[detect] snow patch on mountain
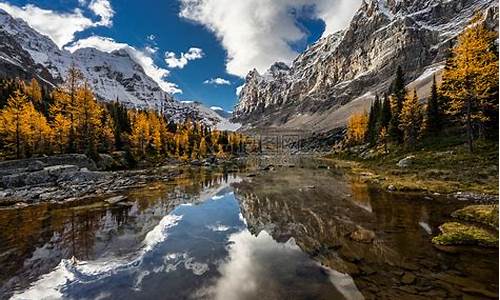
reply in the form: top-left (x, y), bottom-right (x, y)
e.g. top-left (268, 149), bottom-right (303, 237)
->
top-left (233, 0), bottom-right (498, 132)
top-left (0, 8), bottom-right (240, 130)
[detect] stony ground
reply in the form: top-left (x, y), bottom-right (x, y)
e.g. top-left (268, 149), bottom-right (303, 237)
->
top-left (0, 154), bottom-right (180, 206)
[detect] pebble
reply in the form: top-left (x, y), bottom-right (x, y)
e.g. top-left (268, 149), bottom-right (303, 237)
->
top-left (401, 272), bottom-right (416, 284)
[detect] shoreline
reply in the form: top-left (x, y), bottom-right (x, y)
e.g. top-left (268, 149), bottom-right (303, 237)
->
top-left (322, 157), bottom-right (498, 202)
top-left (1, 153), bottom-right (497, 209)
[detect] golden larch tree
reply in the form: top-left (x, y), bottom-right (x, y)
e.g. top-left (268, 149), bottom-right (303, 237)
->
top-left (0, 91), bottom-right (30, 158)
top-left (52, 113), bottom-right (72, 153)
top-left (441, 16), bottom-right (498, 151)
top-left (130, 112), bottom-right (150, 157)
top-left (347, 112), bottom-right (369, 145)
top-left (399, 90), bottom-right (423, 149)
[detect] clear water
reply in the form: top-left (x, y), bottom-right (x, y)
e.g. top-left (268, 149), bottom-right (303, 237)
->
top-left (0, 163), bottom-right (497, 300)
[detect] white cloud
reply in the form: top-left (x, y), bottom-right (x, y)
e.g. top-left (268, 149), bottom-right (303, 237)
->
top-left (145, 46), bottom-right (158, 54)
top-left (210, 106), bottom-right (224, 111)
top-left (165, 47), bottom-right (204, 69)
top-left (66, 36), bottom-right (182, 94)
top-left (0, 1), bottom-right (115, 48)
top-left (89, 0), bottom-right (114, 27)
top-left (236, 85), bottom-right (244, 96)
top-left (147, 34), bottom-right (156, 41)
top-left (0, 3), bottom-right (94, 48)
top-left (179, 0), bottom-right (360, 77)
top-left (204, 77), bottom-right (231, 85)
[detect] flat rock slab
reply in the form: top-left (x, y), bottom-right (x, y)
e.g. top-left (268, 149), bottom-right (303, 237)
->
top-left (104, 195), bottom-right (128, 204)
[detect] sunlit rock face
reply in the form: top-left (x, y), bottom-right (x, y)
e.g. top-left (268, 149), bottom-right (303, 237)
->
top-left (233, 0), bottom-right (498, 132)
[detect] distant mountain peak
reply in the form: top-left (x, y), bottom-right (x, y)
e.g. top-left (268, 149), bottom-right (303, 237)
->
top-left (0, 8), bottom-right (241, 130)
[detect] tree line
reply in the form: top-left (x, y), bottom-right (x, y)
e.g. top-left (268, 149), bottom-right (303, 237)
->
top-left (0, 67), bottom-right (247, 163)
top-left (347, 16), bottom-right (498, 152)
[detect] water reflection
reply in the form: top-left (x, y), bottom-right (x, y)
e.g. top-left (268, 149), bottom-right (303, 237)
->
top-left (233, 166), bottom-right (499, 299)
top-left (1, 170), bottom-right (360, 300)
top-left (0, 164), bottom-right (498, 300)
top-left (0, 171), bottom-right (240, 298)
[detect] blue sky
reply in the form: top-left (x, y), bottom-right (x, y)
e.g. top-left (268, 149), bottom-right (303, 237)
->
top-left (0, 0), bottom-right (359, 111)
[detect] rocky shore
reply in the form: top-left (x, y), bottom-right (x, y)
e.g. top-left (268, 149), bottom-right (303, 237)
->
top-left (0, 154), bottom-right (181, 207)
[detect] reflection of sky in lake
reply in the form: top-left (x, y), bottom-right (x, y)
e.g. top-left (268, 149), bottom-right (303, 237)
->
top-left (11, 184), bottom-right (360, 300)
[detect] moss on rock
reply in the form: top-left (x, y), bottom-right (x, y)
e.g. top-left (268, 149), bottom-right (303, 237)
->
top-left (451, 204), bottom-right (498, 229)
top-left (432, 222), bottom-right (498, 248)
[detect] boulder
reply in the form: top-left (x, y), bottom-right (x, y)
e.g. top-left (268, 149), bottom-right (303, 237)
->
top-left (24, 169), bottom-right (51, 185)
top-left (26, 160), bottom-right (46, 172)
top-left (96, 154), bottom-right (118, 170)
top-left (349, 226), bottom-right (376, 243)
top-left (397, 155), bottom-right (416, 168)
top-left (2, 173), bottom-right (27, 188)
top-left (44, 165), bottom-right (79, 177)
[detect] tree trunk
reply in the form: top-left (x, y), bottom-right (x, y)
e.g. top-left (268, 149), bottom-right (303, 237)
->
top-left (16, 118), bottom-right (20, 159)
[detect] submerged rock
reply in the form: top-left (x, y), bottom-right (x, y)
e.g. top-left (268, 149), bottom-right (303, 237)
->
top-left (349, 226), bottom-right (376, 243)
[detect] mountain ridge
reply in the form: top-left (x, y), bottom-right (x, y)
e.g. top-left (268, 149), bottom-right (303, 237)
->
top-left (0, 9), bottom-right (238, 130)
top-left (233, 0), bottom-right (498, 133)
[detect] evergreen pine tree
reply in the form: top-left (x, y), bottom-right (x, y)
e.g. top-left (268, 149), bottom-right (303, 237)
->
top-left (424, 75), bottom-right (442, 136)
top-left (388, 66), bottom-right (406, 143)
top-left (366, 95), bottom-right (381, 146)
top-left (380, 93), bottom-right (392, 129)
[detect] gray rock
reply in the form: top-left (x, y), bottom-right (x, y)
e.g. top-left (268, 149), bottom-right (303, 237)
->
top-left (26, 160), bottom-right (46, 172)
top-left (104, 195), bottom-right (128, 204)
top-left (24, 169), bottom-right (51, 185)
top-left (96, 154), bottom-right (117, 170)
top-left (349, 226), bottom-right (375, 243)
top-left (44, 165), bottom-right (79, 176)
top-left (2, 173), bottom-right (27, 187)
top-left (397, 156), bottom-right (416, 168)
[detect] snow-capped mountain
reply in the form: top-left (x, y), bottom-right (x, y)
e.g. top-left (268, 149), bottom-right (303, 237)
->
top-left (179, 101), bottom-right (240, 131)
top-left (233, 0), bottom-right (498, 132)
top-left (0, 8), bottom-right (174, 109)
top-left (0, 8), bottom-right (239, 130)
top-left (210, 106), bottom-right (233, 119)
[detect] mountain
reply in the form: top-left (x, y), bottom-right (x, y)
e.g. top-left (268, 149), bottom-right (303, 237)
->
top-left (179, 101), bottom-right (241, 131)
top-left (0, 9), bottom-right (174, 109)
top-left (0, 9), bottom-right (239, 131)
top-left (210, 106), bottom-right (233, 119)
top-left (233, 0), bottom-right (499, 133)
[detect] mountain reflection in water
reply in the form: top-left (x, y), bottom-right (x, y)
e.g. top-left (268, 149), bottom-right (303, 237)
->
top-left (0, 164), bottom-right (497, 300)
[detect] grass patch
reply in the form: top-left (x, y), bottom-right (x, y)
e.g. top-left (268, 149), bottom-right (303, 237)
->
top-left (432, 222), bottom-right (498, 247)
top-left (452, 205), bottom-right (499, 229)
top-left (326, 136), bottom-right (498, 194)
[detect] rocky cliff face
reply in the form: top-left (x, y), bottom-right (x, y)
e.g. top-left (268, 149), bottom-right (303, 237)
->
top-left (233, 0), bottom-right (498, 132)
